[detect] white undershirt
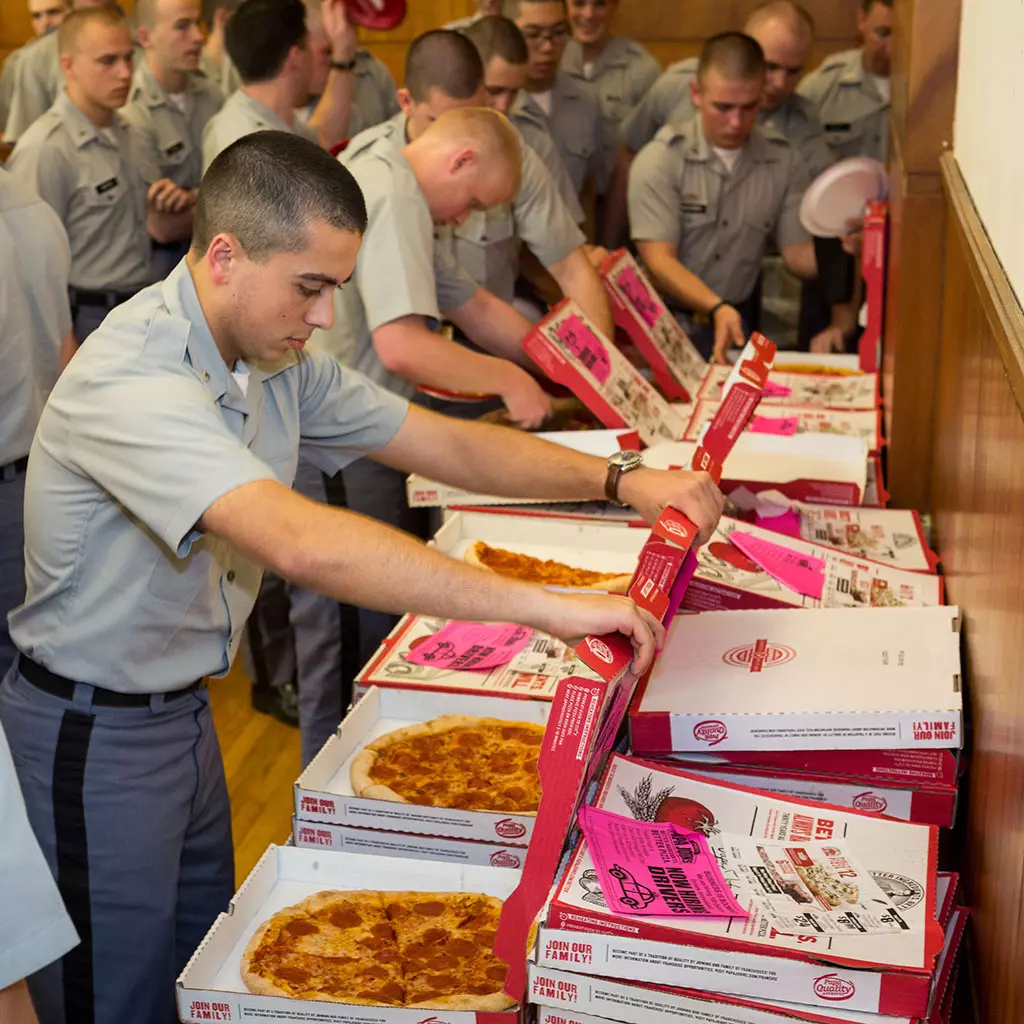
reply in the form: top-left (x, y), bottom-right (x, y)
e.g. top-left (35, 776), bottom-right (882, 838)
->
top-left (712, 146), bottom-right (742, 173)
top-left (166, 91), bottom-right (188, 113)
top-left (99, 127), bottom-right (118, 146)
top-left (582, 61), bottom-right (595, 80)
top-left (532, 90), bottom-right (553, 116)
top-left (867, 72), bottom-right (891, 103)
top-left (231, 361), bottom-right (250, 396)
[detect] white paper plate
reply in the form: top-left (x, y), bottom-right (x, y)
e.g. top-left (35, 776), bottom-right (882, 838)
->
top-left (800, 157), bottom-right (888, 237)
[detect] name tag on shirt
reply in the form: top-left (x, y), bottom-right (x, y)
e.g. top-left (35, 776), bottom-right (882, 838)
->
top-left (824, 122), bottom-right (852, 133)
top-left (164, 141), bottom-right (185, 156)
top-left (95, 177), bottom-right (119, 194)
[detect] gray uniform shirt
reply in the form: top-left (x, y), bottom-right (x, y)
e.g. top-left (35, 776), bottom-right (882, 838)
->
top-left (6, 91), bottom-right (157, 293)
top-left (621, 56), bottom-right (697, 154)
top-left (561, 36), bottom-right (660, 184)
top-left (628, 116), bottom-right (809, 307)
top-left (0, 44), bottom-right (24, 131)
top-left (324, 127), bottom-right (478, 396)
top-left (798, 48), bottom-right (889, 163)
top-left (201, 88), bottom-right (318, 172)
top-left (3, 29), bottom-right (60, 142)
top-left (514, 116), bottom-right (583, 222)
top-left (9, 259), bottom-right (408, 691)
top-left (0, 166), bottom-right (72, 467)
top-left (121, 60), bottom-right (224, 188)
top-left (512, 72), bottom-right (606, 195)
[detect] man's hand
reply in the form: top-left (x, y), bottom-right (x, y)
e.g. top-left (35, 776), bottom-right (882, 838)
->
top-left (540, 592), bottom-right (666, 675)
top-left (147, 179), bottom-right (193, 214)
top-left (0, 980), bottom-right (39, 1024)
top-left (323, 0), bottom-right (357, 63)
top-left (711, 303), bottom-right (745, 364)
top-left (501, 368), bottom-right (552, 429)
top-left (619, 468), bottom-right (724, 544)
top-left (583, 244), bottom-right (609, 269)
top-left (809, 324), bottom-right (847, 354)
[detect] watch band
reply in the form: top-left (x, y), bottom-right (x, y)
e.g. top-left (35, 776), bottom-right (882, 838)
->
top-left (331, 57), bottom-right (358, 71)
top-left (605, 462), bottom-right (624, 505)
top-left (707, 300), bottom-right (728, 320)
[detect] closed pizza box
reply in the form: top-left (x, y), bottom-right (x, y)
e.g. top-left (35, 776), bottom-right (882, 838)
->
top-left (630, 606), bottom-right (962, 753)
top-left (353, 614), bottom-right (599, 703)
top-left (598, 248), bottom-right (709, 403)
top-left (407, 429), bottom-right (640, 509)
top-left (294, 687), bottom-right (551, 844)
top-left (530, 908), bottom-right (967, 1024)
top-left (658, 748), bottom-right (961, 789)
top-left (864, 455), bottom-right (889, 508)
top-left (177, 844), bottom-right (525, 1024)
top-left (859, 201), bottom-right (888, 374)
top-left (644, 433), bottom-right (869, 508)
top-left (683, 516), bottom-right (944, 613)
top-left (935, 872), bottom-right (960, 930)
top-left (696, 366), bottom-right (879, 410)
top-left (684, 399), bottom-right (883, 453)
top-left (521, 298), bottom-right (690, 446)
top-left (541, 754), bottom-right (944, 1017)
top-left (292, 819), bottom-right (528, 869)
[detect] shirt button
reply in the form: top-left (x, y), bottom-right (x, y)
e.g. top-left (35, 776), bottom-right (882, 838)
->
top-left (722, 220), bottom-right (729, 227)
top-left (227, 570), bottom-right (236, 583)
top-left (714, 254), bottom-right (721, 261)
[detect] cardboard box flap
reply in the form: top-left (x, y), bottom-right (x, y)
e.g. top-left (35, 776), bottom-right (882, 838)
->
top-left (697, 366), bottom-right (879, 410)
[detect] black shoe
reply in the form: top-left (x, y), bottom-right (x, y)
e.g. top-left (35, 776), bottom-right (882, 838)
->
top-left (252, 681), bottom-right (300, 728)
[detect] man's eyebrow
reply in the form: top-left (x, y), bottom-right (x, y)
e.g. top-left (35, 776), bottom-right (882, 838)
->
top-left (297, 272), bottom-right (343, 286)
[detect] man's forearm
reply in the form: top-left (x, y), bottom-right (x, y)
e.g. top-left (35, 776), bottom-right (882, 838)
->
top-left (781, 240), bottom-right (818, 280)
top-left (548, 247), bottom-right (614, 339)
top-left (444, 289), bottom-right (534, 366)
top-left (637, 241), bottom-right (720, 313)
top-left (148, 208), bottom-right (194, 244)
top-left (309, 67), bottom-right (356, 150)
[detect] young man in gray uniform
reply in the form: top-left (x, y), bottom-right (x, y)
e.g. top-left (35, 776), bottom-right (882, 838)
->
top-left (0, 0), bottom-right (67, 131)
top-left (1, 130), bottom-right (722, 1024)
top-left (629, 32), bottom-right (817, 362)
top-left (6, 8), bottom-right (194, 342)
top-left (121, 0), bottom-right (225, 278)
top-left (798, 0), bottom-right (892, 163)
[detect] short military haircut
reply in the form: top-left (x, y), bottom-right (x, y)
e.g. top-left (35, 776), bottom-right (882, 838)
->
top-left (500, 0), bottom-right (567, 20)
top-left (226, 0), bottom-right (306, 84)
top-left (745, 1), bottom-right (815, 39)
top-left (697, 32), bottom-right (766, 83)
top-left (193, 132), bottom-right (367, 261)
top-left (404, 30), bottom-right (484, 102)
top-left (465, 15), bottom-right (528, 66)
top-left (863, 0), bottom-right (892, 10)
top-left (58, 5), bottom-right (127, 52)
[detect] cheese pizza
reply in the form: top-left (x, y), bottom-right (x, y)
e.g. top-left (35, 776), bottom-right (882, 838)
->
top-left (241, 888), bottom-right (515, 1009)
top-left (465, 541), bottom-right (633, 593)
top-left (351, 715), bottom-right (544, 814)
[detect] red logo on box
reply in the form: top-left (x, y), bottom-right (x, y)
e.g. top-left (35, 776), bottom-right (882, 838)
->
top-left (418, 1016), bottom-right (453, 1024)
top-left (495, 818), bottom-right (527, 839)
top-left (490, 850), bottom-right (523, 868)
top-left (852, 792), bottom-right (889, 813)
top-left (585, 637), bottom-right (614, 664)
top-left (189, 1001), bottom-right (232, 1020)
top-left (693, 720), bottom-right (728, 746)
top-left (813, 974), bottom-right (856, 1001)
top-left (722, 639), bottom-right (796, 672)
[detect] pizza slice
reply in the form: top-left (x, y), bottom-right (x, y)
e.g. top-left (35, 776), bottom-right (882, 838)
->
top-left (465, 541), bottom-right (633, 593)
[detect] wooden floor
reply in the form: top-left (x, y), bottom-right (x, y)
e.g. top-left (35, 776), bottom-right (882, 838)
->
top-left (210, 660), bottom-right (302, 883)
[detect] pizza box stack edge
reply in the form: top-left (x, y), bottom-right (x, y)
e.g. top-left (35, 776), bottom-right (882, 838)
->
top-left (535, 754), bottom-right (950, 1019)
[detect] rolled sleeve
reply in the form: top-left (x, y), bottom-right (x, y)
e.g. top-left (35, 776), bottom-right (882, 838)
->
top-left (515, 144), bottom-right (585, 268)
top-left (775, 153), bottom-right (811, 249)
top-left (628, 140), bottom-right (682, 246)
top-left (0, 725), bottom-right (79, 990)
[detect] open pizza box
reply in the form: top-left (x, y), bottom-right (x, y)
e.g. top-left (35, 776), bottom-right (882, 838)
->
top-left (176, 845), bottom-right (526, 1024)
top-left (629, 606), bottom-right (962, 754)
top-left (352, 614), bottom-right (601, 703)
top-left (696, 365), bottom-right (879, 411)
top-left (292, 819), bottom-right (529, 870)
top-left (407, 429), bottom-right (640, 509)
top-left (529, 906), bottom-right (966, 1024)
top-left (538, 754), bottom-right (946, 1018)
top-left (644, 433), bottom-right (870, 508)
top-left (657, 748), bottom-right (961, 790)
top-left (444, 502), bottom-right (647, 529)
top-left (772, 352), bottom-right (865, 374)
top-left (863, 456), bottom-right (889, 509)
top-left (681, 515), bottom-right (944, 613)
top-left (683, 400), bottom-right (884, 453)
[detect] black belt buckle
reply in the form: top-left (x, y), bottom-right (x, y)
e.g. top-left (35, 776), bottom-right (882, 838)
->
top-left (0, 455), bottom-right (28, 482)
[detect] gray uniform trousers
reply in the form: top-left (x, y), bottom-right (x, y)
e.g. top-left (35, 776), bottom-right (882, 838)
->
top-left (0, 467), bottom-right (26, 676)
top-left (0, 661), bottom-right (233, 1024)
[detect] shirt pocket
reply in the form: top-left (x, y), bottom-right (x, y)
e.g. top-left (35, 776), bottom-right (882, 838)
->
top-left (453, 211), bottom-right (518, 291)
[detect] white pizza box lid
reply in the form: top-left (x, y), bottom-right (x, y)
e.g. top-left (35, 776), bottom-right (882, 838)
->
top-left (407, 429), bottom-right (639, 508)
top-left (644, 433), bottom-right (869, 508)
top-left (799, 157), bottom-right (889, 238)
top-left (697, 366), bottom-right (879, 410)
top-left (177, 844), bottom-right (524, 1023)
top-left (294, 687), bottom-right (550, 844)
top-left (443, 502), bottom-right (647, 528)
top-left (772, 351), bottom-right (863, 372)
top-left (543, 754), bottom-right (945, 1016)
top-left (353, 614), bottom-right (600, 702)
top-left (631, 606), bottom-right (962, 753)
top-left (683, 515), bottom-right (944, 613)
top-left (292, 818), bottom-right (529, 870)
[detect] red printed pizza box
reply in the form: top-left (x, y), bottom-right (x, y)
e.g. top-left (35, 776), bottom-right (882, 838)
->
top-left (353, 614), bottom-right (601, 703)
top-left (294, 687), bottom-right (551, 843)
top-left (670, 764), bottom-right (958, 828)
top-left (772, 352), bottom-right (866, 374)
top-left (860, 201), bottom-right (888, 374)
top-left (407, 429), bottom-right (641, 509)
top-left (684, 399), bottom-right (884, 453)
top-left (521, 299), bottom-right (690, 446)
top-left (598, 248), bottom-right (709, 402)
top-left (629, 606), bottom-right (962, 754)
top-left (177, 844), bottom-right (525, 1023)
top-left (541, 755), bottom-right (944, 1017)
top-left (935, 872), bottom-right (960, 930)
top-left (744, 500), bottom-right (938, 574)
top-left (682, 515), bottom-right (944, 612)
top-left (864, 455), bottom-right (889, 508)
top-left (697, 365), bottom-right (880, 410)
top-left (656, 748), bottom-right (961, 789)
top-left (530, 906), bottom-right (966, 1024)
top-left (645, 433), bottom-right (870, 508)
top-left (292, 818), bottom-right (528, 870)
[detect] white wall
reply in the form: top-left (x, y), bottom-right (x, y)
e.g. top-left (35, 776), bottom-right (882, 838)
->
top-left (954, 0), bottom-right (1024, 304)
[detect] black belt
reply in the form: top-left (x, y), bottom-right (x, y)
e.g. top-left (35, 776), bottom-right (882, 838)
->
top-left (68, 286), bottom-right (137, 311)
top-left (0, 455), bottom-right (28, 482)
top-left (151, 238), bottom-right (188, 252)
top-left (18, 654), bottom-right (204, 708)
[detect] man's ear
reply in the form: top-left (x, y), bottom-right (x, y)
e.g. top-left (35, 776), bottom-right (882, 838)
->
top-left (206, 233), bottom-right (244, 285)
top-left (689, 75), bottom-right (702, 110)
top-left (396, 87), bottom-right (414, 116)
top-left (59, 51), bottom-right (74, 77)
top-left (450, 147), bottom-right (478, 173)
top-left (136, 24), bottom-right (152, 49)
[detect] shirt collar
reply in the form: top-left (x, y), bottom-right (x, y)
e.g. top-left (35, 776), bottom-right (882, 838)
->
top-left (129, 58), bottom-right (198, 109)
top-left (679, 116), bottom-right (777, 170)
top-left (54, 90), bottom-right (123, 151)
top-left (235, 89), bottom-right (294, 132)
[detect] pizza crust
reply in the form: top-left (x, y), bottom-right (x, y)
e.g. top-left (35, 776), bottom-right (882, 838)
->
top-left (465, 540), bottom-right (633, 593)
top-left (408, 991), bottom-right (518, 1011)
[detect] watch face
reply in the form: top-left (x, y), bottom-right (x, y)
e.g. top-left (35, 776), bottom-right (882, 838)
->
top-left (614, 450), bottom-right (644, 471)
